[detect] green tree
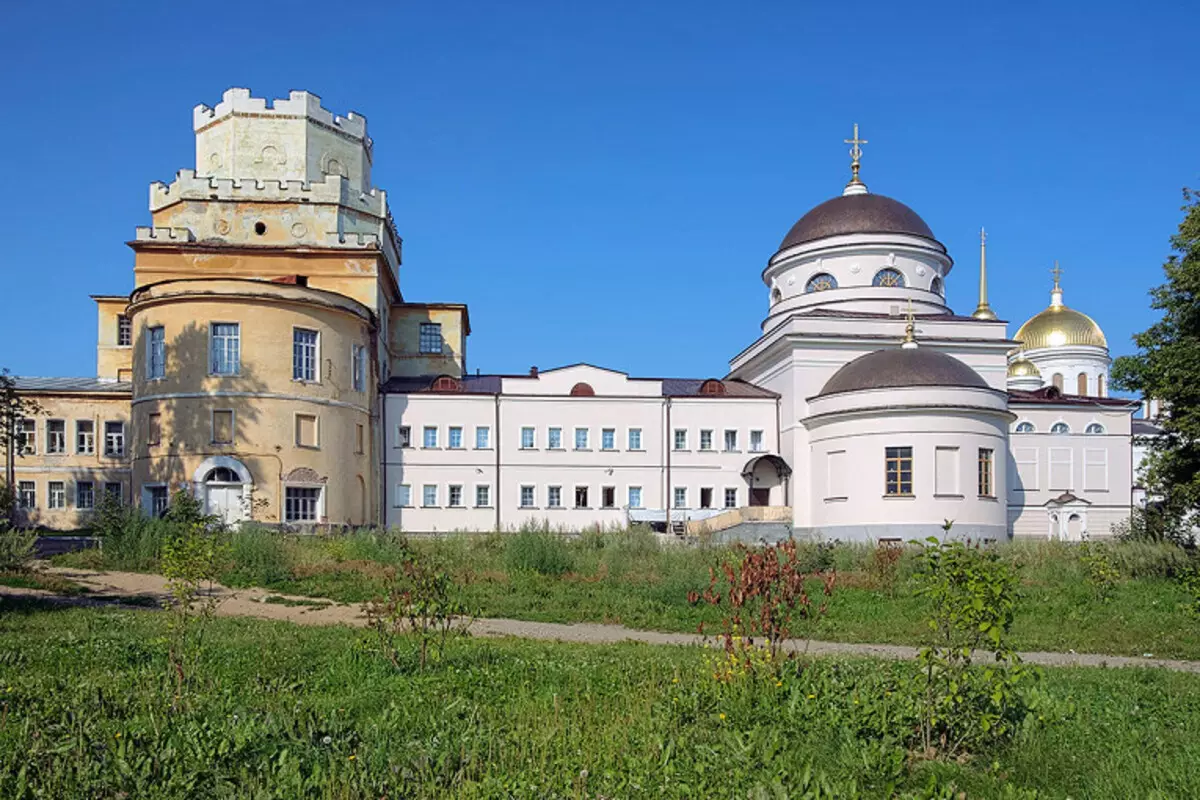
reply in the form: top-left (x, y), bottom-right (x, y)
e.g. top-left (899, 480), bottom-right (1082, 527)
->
top-left (1112, 189), bottom-right (1200, 532)
top-left (0, 368), bottom-right (40, 526)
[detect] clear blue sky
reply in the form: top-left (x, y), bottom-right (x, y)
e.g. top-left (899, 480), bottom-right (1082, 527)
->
top-left (1, 1), bottom-right (1195, 381)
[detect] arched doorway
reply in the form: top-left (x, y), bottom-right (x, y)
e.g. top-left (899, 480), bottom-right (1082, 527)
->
top-left (192, 456), bottom-right (253, 525)
top-left (741, 454), bottom-right (792, 507)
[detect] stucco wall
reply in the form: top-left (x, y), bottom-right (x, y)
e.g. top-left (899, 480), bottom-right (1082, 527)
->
top-left (388, 305), bottom-right (467, 378)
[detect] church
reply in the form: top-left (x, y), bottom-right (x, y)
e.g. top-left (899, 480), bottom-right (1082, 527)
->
top-left (7, 89), bottom-right (1143, 541)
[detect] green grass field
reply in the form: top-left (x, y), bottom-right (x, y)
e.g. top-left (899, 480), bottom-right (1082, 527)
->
top-left (1, 599), bottom-right (1199, 798)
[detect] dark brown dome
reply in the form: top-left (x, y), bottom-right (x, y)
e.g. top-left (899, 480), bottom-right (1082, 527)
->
top-left (818, 347), bottom-right (988, 397)
top-left (779, 193), bottom-right (939, 251)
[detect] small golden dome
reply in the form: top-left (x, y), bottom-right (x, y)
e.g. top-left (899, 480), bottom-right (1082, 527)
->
top-left (1014, 275), bottom-right (1107, 350)
top-left (1007, 356), bottom-right (1041, 378)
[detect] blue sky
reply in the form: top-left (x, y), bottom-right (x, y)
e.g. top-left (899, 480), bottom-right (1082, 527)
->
top-left (0, 1), bottom-right (1195, 381)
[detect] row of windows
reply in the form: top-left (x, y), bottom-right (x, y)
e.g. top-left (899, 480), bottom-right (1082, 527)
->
top-left (16, 420), bottom-right (125, 457)
top-left (1014, 421), bottom-right (1105, 435)
top-left (15, 479), bottom-right (122, 511)
top-left (881, 446), bottom-right (995, 498)
top-left (143, 323), bottom-right (369, 392)
top-left (1047, 372), bottom-right (1107, 397)
top-left (395, 483), bottom-right (743, 510)
top-left (137, 484), bottom-right (321, 523)
top-left (396, 425), bottom-right (765, 453)
top-left (775, 269), bottom-right (945, 299)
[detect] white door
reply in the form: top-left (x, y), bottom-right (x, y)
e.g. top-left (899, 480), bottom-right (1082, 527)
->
top-left (205, 484), bottom-right (244, 525)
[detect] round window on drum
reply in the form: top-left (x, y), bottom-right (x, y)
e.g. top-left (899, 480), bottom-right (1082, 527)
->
top-left (872, 268), bottom-right (906, 288)
top-left (805, 273), bottom-right (838, 293)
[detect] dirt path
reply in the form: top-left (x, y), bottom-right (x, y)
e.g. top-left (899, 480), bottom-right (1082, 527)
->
top-left (5, 566), bottom-right (1200, 674)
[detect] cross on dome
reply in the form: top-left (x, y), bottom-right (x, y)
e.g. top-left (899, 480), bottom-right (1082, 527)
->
top-left (843, 123), bottom-right (869, 196)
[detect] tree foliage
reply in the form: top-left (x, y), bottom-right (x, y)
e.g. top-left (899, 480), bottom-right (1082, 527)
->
top-left (0, 367), bottom-right (40, 526)
top-left (1112, 189), bottom-right (1200, 527)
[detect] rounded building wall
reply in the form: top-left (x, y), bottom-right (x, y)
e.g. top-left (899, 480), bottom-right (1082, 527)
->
top-left (127, 279), bottom-right (376, 525)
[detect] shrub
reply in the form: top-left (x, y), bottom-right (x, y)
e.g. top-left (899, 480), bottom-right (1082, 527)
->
top-left (504, 528), bottom-right (574, 576)
top-left (161, 521), bottom-right (230, 696)
top-left (0, 527), bottom-right (37, 572)
top-left (364, 553), bottom-right (473, 670)
top-left (866, 541), bottom-right (904, 596)
top-left (222, 525), bottom-right (292, 587)
top-left (1078, 542), bottom-right (1121, 601)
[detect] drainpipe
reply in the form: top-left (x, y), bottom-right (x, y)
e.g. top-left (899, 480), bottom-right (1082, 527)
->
top-left (494, 392), bottom-right (501, 531)
top-left (775, 395), bottom-right (787, 506)
top-left (664, 397), bottom-right (671, 532)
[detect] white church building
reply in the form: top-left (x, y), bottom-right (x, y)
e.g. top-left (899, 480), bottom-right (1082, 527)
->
top-left (385, 133), bottom-right (1139, 541)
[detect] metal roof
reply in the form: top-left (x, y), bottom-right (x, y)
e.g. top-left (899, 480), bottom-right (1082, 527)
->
top-left (13, 377), bottom-right (132, 394)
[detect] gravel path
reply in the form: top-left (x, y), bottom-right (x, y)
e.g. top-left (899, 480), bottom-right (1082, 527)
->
top-left (4, 566), bottom-right (1199, 674)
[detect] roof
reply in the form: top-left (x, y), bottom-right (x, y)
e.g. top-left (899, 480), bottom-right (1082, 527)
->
top-left (1132, 419), bottom-right (1165, 435)
top-left (798, 308), bottom-right (1004, 323)
top-left (817, 347), bottom-right (989, 397)
top-left (778, 193), bottom-right (942, 251)
top-left (1007, 387), bottom-right (1138, 408)
top-left (13, 377), bottom-right (132, 395)
top-left (381, 374), bottom-right (777, 398)
top-left (1014, 303), bottom-right (1107, 350)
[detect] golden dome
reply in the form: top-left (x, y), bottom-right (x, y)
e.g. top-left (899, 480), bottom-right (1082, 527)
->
top-left (1014, 276), bottom-right (1107, 350)
top-left (1007, 356), bottom-right (1041, 378)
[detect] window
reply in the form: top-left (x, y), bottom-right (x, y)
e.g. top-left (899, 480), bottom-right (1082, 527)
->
top-left (700, 487), bottom-right (713, 509)
top-left (352, 344), bottom-right (367, 392)
top-left (448, 426), bottom-right (463, 449)
top-left (210, 323), bottom-right (240, 375)
top-left (570, 382), bottom-right (595, 396)
top-left (1077, 372), bottom-right (1088, 396)
top-left (147, 413), bottom-right (162, 446)
top-left (48, 481), bottom-right (65, 510)
top-left (521, 427), bottom-right (536, 449)
top-left (1084, 449), bottom-right (1108, 491)
top-left (723, 429), bottom-right (738, 452)
top-left (76, 481), bottom-right (95, 511)
top-left (628, 486), bottom-right (643, 508)
top-left (285, 487), bottom-right (321, 522)
top-left (17, 419), bottom-right (35, 454)
top-left (872, 268), bottom-right (906, 287)
top-left (885, 446), bottom-right (913, 496)
top-left (826, 450), bottom-right (847, 500)
top-left (295, 414), bottom-right (318, 448)
top-left (520, 485), bottom-right (535, 508)
top-left (547, 486), bottom-right (562, 508)
top-left (104, 483), bottom-right (122, 503)
top-left (448, 485), bottom-right (463, 507)
top-left (475, 426), bottom-right (491, 449)
top-left (17, 482), bottom-right (35, 509)
top-left (1098, 374), bottom-right (1106, 397)
top-left (396, 425), bottom-right (412, 448)
top-left (674, 429), bottom-right (687, 451)
top-left (673, 487), bottom-right (687, 508)
top-left (394, 484), bottom-right (412, 507)
top-left (935, 447), bottom-right (959, 496)
top-left (601, 486), bottom-right (616, 508)
top-left (574, 428), bottom-right (589, 450)
top-left (147, 326), bottom-right (165, 379)
top-left (212, 410), bottom-right (233, 444)
top-left (1050, 422), bottom-right (1070, 435)
top-left (548, 427), bottom-right (562, 449)
top-left (117, 314), bottom-right (132, 347)
top-left (355, 423), bottom-right (364, 454)
top-left (475, 485), bottom-right (491, 507)
top-left (805, 273), bottom-right (838, 292)
top-left (148, 486), bottom-right (169, 518)
top-left (423, 426), bottom-right (438, 448)
top-left (1014, 421), bottom-right (1035, 434)
top-left (931, 276), bottom-right (944, 296)
top-left (749, 430), bottom-right (764, 453)
top-left (575, 486), bottom-right (589, 508)
top-left (104, 422), bottom-right (125, 457)
top-left (700, 429), bottom-right (713, 451)
top-left (601, 428), bottom-right (615, 450)
top-left (724, 488), bottom-right (738, 509)
top-left (628, 428), bottom-right (643, 450)
top-left (1085, 423), bottom-right (1105, 435)
top-left (422, 484), bottom-right (438, 507)
top-left (1052, 373), bottom-right (1064, 391)
top-left (771, 287), bottom-right (783, 304)
top-left (46, 420), bottom-right (65, 454)
top-left (978, 448), bottom-right (994, 497)
top-left (76, 420), bottom-right (95, 454)
top-left (419, 323), bottom-right (443, 354)
top-left (292, 328), bottom-right (319, 382)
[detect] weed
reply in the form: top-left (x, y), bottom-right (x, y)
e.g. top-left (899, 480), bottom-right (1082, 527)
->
top-left (504, 528), bottom-right (574, 576)
top-left (364, 554), bottom-right (473, 670)
top-left (0, 527), bottom-right (36, 572)
top-left (1078, 542), bottom-right (1121, 601)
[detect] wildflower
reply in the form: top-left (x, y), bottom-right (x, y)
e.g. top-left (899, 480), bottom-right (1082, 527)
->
top-left (719, 713), bottom-right (726, 721)
top-left (807, 694), bottom-right (815, 699)
top-left (349, 754), bottom-right (357, 761)
top-left (775, 680), bottom-right (782, 687)
top-left (672, 677), bottom-right (679, 684)
top-left (322, 735), bottom-right (332, 746)
top-left (115, 733), bottom-right (122, 739)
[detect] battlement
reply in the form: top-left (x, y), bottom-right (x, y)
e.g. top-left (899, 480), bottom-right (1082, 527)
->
top-left (149, 169), bottom-right (386, 215)
top-left (134, 226), bottom-right (195, 242)
top-left (194, 88), bottom-right (371, 147)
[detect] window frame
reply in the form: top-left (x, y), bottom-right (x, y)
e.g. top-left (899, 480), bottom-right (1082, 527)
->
top-left (601, 428), bottom-right (615, 451)
top-left (884, 446), bottom-right (914, 497)
top-left (117, 314), bottom-right (132, 347)
top-left (17, 481), bottom-right (35, 510)
top-left (574, 427), bottom-right (589, 451)
top-left (17, 418), bottom-right (36, 455)
top-left (394, 483), bottom-right (412, 508)
top-left (351, 343), bottom-right (367, 392)
top-left (292, 327), bottom-right (320, 383)
top-left (48, 481), bottom-right (66, 510)
top-left (76, 420), bottom-right (95, 454)
top-left (146, 325), bottom-right (166, 380)
top-left (627, 486), bottom-right (643, 509)
top-left (422, 426), bottom-right (439, 449)
top-left (978, 448), bottom-right (995, 498)
top-left (547, 485), bottom-right (563, 508)
top-left (76, 480), bottom-right (95, 511)
top-left (418, 323), bottom-right (444, 355)
top-left (1050, 421), bottom-right (1071, 435)
top-left (521, 427), bottom-right (536, 450)
top-left (208, 321), bottom-right (241, 376)
top-left (628, 427), bottom-right (643, 451)
top-left (547, 426), bottom-right (562, 450)
top-left (284, 485), bottom-right (323, 523)
top-left (103, 421), bottom-right (126, 458)
top-left (673, 428), bottom-right (687, 451)
top-left (673, 486), bottom-right (687, 509)
top-left (475, 426), bottom-right (491, 449)
top-left (601, 486), bottom-right (616, 509)
top-left (448, 484), bottom-right (464, 508)
top-left (1014, 420), bottom-right (1035, 434)
top-left (723, 429), bottom-right (739, 453)
top-left (422, 484), bottom-right (438, 508)
top-left (294, 413), bottom-right (319, 449)
top-left (448, 426), bottom-right (464, 450)
top-left (699, 429), bottom-right (713, 451)
top-left (45, 419), bottom-right (66, 455)
top-left (724, 487), bottom-right (738, 509)
top-left (211, 408), bottom-right (235, 445)
top-left (574, 485), bottom-right (589, 509)
top-left (519, 485), bottom-right (535, 508)
top-left (395, 425), bottom-right (412, 449)
top-left (749, 429), bottom-right (764, 453)
top-left (475, 484), bottom-right (491, 508)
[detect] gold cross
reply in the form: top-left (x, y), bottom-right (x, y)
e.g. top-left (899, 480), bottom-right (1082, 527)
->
top-left (1051, 260), bottom-right (1063, 288)
top-left (845, 123), bottom-right (867, 183)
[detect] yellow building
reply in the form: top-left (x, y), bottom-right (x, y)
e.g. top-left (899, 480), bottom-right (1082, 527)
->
top-left (9, 88), bottom-right (467, 530)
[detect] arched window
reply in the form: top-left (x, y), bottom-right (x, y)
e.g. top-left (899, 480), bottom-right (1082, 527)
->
top-left (770, 287), bottom-right (783, 305)
top-left (1077, 372), bottom-right (1089, 396)
top-left (930, 276), bottom-right (944, 296)
top-left (1098, 374), bottom-right (1106, 397)
top-left (569, 382), bottom-right (595, 397)
top-left (430, 375), bottom-right (463, 393)
top-left (699, 379), bottom-right (726, 396)
top-left (1085, 423), bottom-right (1105, 435)
top-left (205, 467), bottom-right (239, 483)
top-left (1050, 421), bottom-right (1071, 435)
top-left (1052, 373), bottom-right (1064, 391)
top-left (805, 273), bottom-right (838, 293)
top-left (872, 268), bottom-right (906, 288)
top-left (1015, 421), bottom-right (1035, 433)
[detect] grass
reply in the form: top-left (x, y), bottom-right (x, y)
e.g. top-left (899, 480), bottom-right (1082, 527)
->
top-left (55, 526), bottom-right (1200, 659)
top-left (0, 569), bottom-right (89, 595)
top-left (262, 594), bottom-right (333, 608)
top-left (2, 600), bottom-right (1199, 797)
